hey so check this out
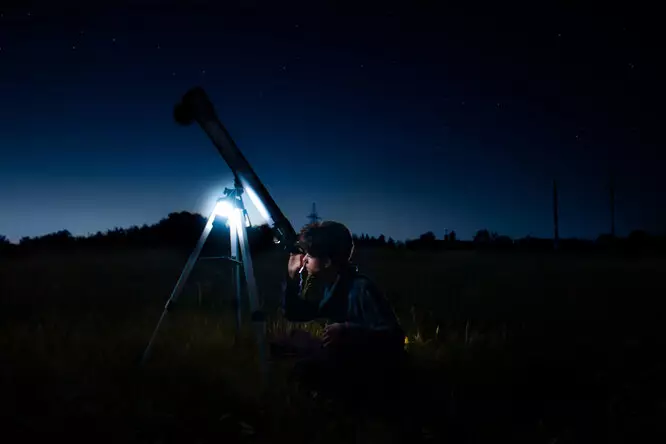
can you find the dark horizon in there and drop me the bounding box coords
[0,4,658,244]
[4,204,661,247]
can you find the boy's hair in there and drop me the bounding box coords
[298,221,355,266]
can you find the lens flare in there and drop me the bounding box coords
[214,200,234,218]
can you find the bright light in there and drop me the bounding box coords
[244,185,273,225]
[230,205,244,230]
[214,200,234,218]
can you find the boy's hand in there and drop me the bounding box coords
[287,253,304,280]
[322,322,347,348]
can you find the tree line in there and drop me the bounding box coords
[1,212,664,257]
[348,228,666,256]
[0,212,274,257]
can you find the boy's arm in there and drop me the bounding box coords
[282,274,318,322]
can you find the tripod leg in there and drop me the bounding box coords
[229,220,242,340]
[141,208,218,365]
[233,207,269,384]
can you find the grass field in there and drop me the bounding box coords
[1,247,664,443]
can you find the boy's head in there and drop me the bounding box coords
[298,221,354,276]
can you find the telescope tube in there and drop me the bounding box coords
[174,87,301,253]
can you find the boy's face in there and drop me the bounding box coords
[303,252,331,276]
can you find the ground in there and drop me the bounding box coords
[1,247,664,443]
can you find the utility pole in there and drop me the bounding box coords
[610,173,616,239]
[553,179,560,251]
[307,202,321,225]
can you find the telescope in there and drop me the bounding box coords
[174,87,302,254]
[142,87,303,379]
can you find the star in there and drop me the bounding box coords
[172,72,176,76]
[112,37,116,43]
[27,12,31,17]
[496,102,501,108]
[628,62,635,69]
[281,65,287,71]
[80,30,85,35]
[72,45,77,50]
[295,24,299,28]
[201,69,206,75]
[360,64,364,68]
[157,44,161,50]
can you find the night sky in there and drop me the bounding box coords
[0,3,657,243]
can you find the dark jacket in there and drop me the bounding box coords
[282,264,405,354]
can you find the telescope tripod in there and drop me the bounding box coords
[140,181,268,382]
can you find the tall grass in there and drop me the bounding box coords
[1,248,664,443]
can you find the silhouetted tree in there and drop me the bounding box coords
[408,231,437,250]
[473,229,513,250]
[7,209,289,255]
[29,209,666,257]
[494,235,513,249]
[515,235,553,252]
[473,229,491,245]
[419,231,436,242]
[0,234,12,254]
[15,230,74,251]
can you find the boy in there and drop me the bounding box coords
[279,221,405,400]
